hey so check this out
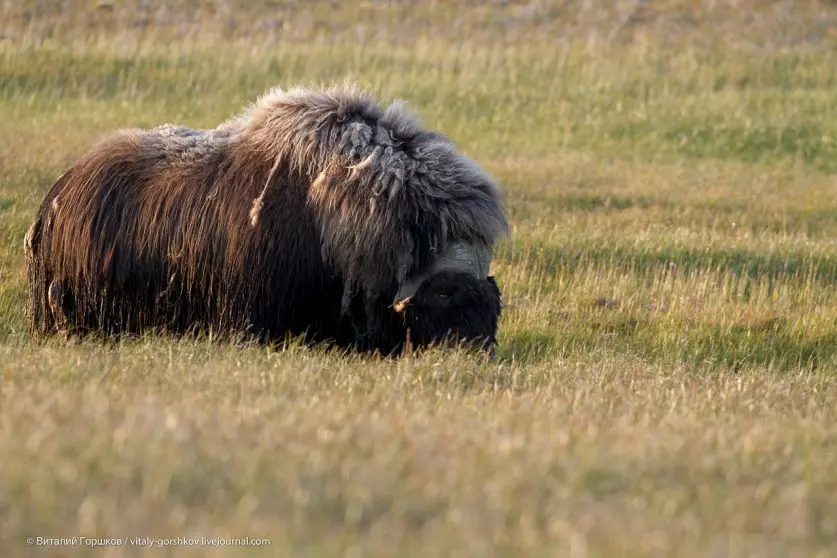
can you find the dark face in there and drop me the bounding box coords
[401,270,502,353]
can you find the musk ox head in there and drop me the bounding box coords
[392,241,502,354]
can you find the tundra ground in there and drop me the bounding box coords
[2,1,837,556]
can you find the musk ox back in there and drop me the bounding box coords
[24,83,509,355]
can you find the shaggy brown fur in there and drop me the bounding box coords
[25,83,509,354]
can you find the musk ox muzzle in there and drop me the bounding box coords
[24,83,510,356]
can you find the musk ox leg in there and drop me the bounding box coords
[23,216,42,324]
[47,279,71,335]
[342,288,405,356]
[23,214,59,337]
[23,216,41,270]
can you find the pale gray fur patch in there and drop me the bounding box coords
[379,98,425,139]
[152,124,201,137]
[140,124,237,167]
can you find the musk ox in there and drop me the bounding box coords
[24,83,509,356]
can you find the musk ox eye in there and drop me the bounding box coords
[436,288,455,300]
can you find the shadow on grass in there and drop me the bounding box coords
[499,315,837,372]
[662,122,837,174]
[642,322,837,372]
[603,118,837,174]
[499,241,837,291]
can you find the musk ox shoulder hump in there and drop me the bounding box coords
[233,82,509,252]
[228,82,509,296]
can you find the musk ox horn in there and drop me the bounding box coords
[392,241,491,312]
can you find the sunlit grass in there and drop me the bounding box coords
[2,1,837,556]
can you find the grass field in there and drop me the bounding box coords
[3,1,837,556]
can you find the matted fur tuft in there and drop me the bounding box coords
[25,82,509,354]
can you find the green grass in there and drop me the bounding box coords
[3,1,837,556]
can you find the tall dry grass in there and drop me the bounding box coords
[2,1,837,556]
